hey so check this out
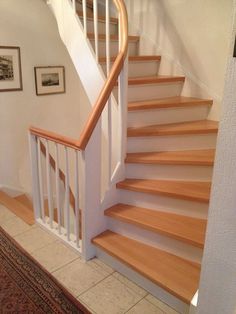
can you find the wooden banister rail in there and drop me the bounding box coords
[29,0,128,151]
[30,126,79,150]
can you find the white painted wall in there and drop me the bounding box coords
[196,2,236,313]
[125,0,233,120]
[0,0,90,193]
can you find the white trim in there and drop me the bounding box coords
[0,184,26,198]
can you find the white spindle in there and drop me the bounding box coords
[65,147,70,241]
[118,15,128,163]
[74,150,80,247]
[105,0,111,76]
[37,138,45,222]
[106,0,112,182]
[72,0,76,12]
[29,134,41,220]
[55,143,62,234]
[93,0,99,62]
[82,0,87,36]
[46,140,53,228]
[107,99,112,182]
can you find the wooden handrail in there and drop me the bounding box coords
[29,0,128,151]
[30,126,79,150]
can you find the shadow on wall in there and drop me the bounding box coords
[126,0,232,119]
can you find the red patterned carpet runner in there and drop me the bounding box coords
[0,226,90,313]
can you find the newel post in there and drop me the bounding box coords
[80,119,106,260]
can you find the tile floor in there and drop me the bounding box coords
[0,204,180,314]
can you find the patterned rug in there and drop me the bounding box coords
[0,226,90,313]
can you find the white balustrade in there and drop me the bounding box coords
[29,133,82,252]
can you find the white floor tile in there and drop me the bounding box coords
[0,205,16,222]
[53,258,107,296]
[0,216,33,236]
[127,298,164,314]
[31,241,79,272]
[14,226,57,253]
[146,294,180,314]
[79,275,144,314]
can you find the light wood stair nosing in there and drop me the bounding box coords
[105,203,206,248]
[128,96,213,111]
[87,33,139,42]
[116,179,211,203]
[125,149,216,166]
[99,55,162,63]
[127,120,218,138]
[92,230,200,304]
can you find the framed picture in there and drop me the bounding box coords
[34,66,65,96]
[0,46,23,92]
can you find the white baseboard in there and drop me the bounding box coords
[0,184,25,198]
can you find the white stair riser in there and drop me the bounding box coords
[125,164,213,181]
[127,133,217,153]
[79,18,118,34]
[101,60,160,77]
[90,40,138,57]
[118,189,209,219]
[113,82,183,102]
[128,105,210,128]
[107,218,203,264]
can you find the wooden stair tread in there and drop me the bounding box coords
[128,96,213,111]
[92,230,200,303]
[125,149,215,166]
[105,204,206,248]
[99,55,161,63]
[127,75,185,86]
[0,191,34,225]
[87,33,139,42]
[127,120,218,137]
[76,0,93,9]
[117,179,211,203]
[77,10,118,24]
[14,194,34,211]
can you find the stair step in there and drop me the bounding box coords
[77,10,118,24]
[105,204,206,248]
[0,191,34,225]
[14,194,34,211]
[92,230,200,304]
[87,33,139,42]
[127,120,218,137]
[125,149,215,166]
[99,55,161,63]
[128,96,213,111]
[76,0,93,9]
[117,179,211,203]
[127,75,185,86]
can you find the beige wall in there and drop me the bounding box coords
[125,0,233,120]
[0,0,90,192]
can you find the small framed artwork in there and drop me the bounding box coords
[0,46,23,92]
[34,66,65,96]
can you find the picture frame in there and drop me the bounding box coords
[0,46,23,92]
[34,66,65,96]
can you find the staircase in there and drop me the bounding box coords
[25,1,219,313]
[75,1,218,312]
